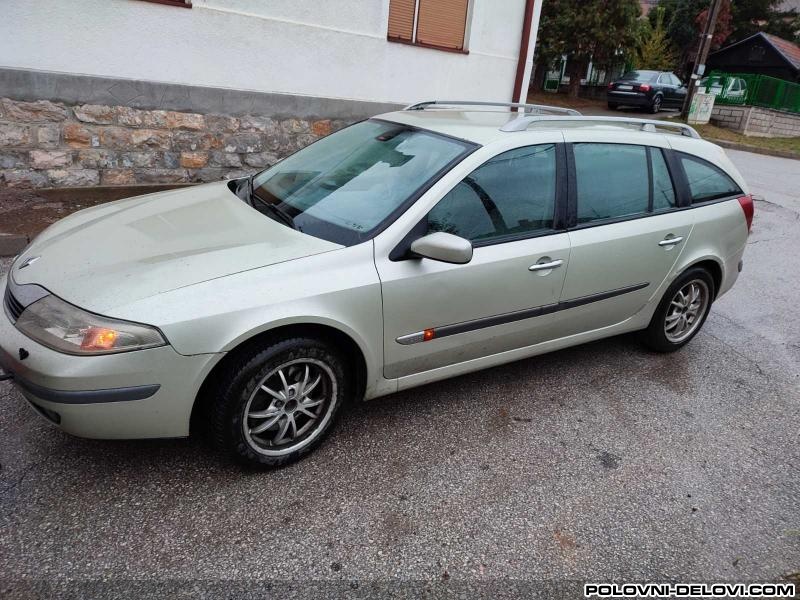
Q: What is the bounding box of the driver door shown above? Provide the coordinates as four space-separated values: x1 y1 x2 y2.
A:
374 143 571 380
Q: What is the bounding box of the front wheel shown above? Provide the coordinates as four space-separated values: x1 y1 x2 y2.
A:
211 337 348 468
639 268 715 353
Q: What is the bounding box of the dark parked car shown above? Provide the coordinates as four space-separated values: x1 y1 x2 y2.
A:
607 70 687 113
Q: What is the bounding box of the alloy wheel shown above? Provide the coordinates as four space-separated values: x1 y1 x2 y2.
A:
664 279 709 343
652 96 662 112
242 358 337 456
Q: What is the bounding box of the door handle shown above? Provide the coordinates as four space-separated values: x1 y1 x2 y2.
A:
659 236 684 247
529 259 564 272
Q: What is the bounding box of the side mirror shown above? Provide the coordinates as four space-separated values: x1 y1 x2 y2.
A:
410 232 473 265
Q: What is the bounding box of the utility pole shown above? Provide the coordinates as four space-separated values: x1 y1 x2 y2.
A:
681 0 723 119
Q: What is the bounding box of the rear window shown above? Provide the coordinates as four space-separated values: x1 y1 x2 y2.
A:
620 70 658 82
678 153 741 203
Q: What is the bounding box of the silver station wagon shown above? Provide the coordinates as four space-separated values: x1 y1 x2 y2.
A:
1 101 753 467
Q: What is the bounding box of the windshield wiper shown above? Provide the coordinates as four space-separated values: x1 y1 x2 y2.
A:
246 174 298 230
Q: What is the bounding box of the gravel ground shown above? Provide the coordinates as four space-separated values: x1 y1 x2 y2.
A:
0 150 798 599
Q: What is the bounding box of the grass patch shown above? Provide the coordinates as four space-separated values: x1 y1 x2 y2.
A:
689 122 800 156
526 91 606 110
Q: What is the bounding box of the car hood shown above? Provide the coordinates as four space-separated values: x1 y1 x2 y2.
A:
11 181 341 313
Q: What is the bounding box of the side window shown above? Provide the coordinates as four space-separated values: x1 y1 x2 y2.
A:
651 149 677 211
427 144 556 243
657 74 668 85
574 144 649 224
670 74 682 86
679 153 741 203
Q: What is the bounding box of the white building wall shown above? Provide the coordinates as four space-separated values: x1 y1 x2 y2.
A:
0 0 527 104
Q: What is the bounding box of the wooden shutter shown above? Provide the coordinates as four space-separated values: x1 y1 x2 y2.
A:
388 0 416 42
416 0 469 50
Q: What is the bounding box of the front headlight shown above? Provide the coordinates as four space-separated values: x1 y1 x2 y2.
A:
15 295 166 355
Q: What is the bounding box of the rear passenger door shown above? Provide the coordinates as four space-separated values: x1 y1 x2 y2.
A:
670 74 688 106
557 138 692 335
657 73 677 106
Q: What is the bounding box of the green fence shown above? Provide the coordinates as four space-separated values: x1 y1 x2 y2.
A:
704 71 800 114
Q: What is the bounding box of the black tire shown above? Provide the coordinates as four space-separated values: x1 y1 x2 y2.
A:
639 267 715 353
608 102 619 110
649 95 663 114
210 337 348 468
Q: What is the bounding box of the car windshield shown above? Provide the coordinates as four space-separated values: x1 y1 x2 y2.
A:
250 119 473 245
620 71 659 82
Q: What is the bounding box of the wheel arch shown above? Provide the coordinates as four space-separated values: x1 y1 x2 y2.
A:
190 321 369 435
683 257 723 298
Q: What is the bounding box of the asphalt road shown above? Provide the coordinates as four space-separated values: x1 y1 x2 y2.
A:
1 150 798 598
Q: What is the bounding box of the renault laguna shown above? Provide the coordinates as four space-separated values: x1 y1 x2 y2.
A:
0 101 753 467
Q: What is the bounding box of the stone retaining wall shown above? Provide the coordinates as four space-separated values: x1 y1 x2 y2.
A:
711 105 800 138
0 97 353 188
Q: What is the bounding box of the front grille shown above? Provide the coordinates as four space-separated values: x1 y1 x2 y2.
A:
3 285 24 322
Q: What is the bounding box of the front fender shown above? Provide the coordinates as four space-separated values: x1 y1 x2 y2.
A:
108 243 389 397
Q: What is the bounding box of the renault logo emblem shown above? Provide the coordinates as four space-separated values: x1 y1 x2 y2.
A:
18 256 41 270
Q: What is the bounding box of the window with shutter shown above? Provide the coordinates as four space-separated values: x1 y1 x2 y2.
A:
388 0 416 42
387 0 471 53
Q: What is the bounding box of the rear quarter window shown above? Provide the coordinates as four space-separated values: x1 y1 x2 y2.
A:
678 153 741 203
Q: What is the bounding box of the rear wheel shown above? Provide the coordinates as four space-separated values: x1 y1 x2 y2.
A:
650 95 663 114
210 337 348 468
639 268 714 353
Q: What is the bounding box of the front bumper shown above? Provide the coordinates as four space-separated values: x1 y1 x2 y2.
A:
1 276 220 439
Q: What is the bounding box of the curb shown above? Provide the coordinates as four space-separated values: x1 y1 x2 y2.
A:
0 233 29 257
707 138 800 160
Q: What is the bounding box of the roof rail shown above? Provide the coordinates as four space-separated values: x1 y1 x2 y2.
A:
500 115 702 138
404 100 582 116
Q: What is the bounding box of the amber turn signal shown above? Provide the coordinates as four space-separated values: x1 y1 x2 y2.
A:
81 327 119 351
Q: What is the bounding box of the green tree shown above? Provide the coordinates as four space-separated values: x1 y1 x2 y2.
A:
662 0 709 73
536 0 642 98
658 0 798 53
635 7 677 70
728 0 785 42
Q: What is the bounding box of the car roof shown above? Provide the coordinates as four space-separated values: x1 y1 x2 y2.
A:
375 105 704 146
375 109 523 145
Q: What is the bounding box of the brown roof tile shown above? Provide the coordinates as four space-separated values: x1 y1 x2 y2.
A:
764 33 800 71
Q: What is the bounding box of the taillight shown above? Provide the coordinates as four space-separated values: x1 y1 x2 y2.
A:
639 84 651 92
738 195 754 233
608 82 614 90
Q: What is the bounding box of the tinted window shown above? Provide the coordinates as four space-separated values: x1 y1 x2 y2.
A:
651 149 677 211
574 144 649 223
620 70 658 82
428 144 556 242
251 120 471 245
670 74 682 86
679 153 741 202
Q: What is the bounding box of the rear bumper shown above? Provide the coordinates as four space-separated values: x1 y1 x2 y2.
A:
607 91 651 106
717 244 747 299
